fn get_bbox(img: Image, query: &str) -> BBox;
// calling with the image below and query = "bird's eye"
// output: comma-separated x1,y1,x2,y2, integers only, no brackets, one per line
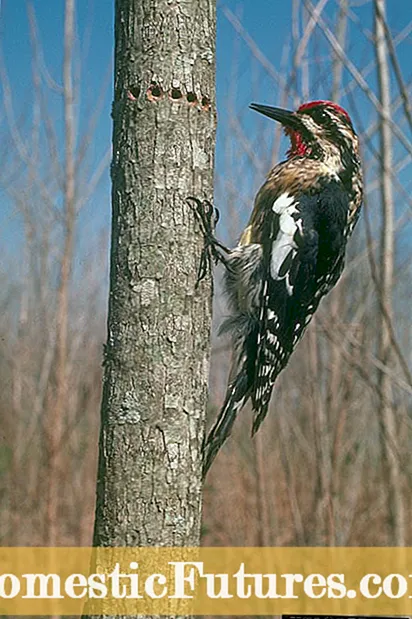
300,107,329,124
315,109,328,123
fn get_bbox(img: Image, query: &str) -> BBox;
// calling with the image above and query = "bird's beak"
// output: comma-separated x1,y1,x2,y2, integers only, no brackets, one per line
249,103,301,130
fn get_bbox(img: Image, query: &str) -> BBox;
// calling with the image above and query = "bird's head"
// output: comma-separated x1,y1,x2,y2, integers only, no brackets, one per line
250,100,359,163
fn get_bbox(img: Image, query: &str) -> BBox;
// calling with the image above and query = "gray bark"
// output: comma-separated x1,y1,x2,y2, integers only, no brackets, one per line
91,0,216,554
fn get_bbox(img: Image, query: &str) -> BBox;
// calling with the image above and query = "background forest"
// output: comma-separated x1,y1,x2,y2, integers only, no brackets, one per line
1,0,411,548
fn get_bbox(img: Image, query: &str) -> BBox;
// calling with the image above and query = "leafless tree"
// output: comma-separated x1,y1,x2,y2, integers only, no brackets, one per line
46,0,76,549
0,0,110,546
374,0,405,546
90,0,216,565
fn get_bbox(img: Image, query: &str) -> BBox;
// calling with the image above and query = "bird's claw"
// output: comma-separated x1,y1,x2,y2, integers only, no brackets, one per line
187,197,223,287
187,197,220,236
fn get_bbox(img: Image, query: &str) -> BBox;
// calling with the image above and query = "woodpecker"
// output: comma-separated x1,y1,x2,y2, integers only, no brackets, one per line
189,100,363,477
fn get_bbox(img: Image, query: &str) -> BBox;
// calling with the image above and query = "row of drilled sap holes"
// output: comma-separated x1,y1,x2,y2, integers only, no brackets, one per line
143,81,211,109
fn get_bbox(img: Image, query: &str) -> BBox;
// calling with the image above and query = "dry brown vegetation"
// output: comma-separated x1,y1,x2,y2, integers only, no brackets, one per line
1,0,412,549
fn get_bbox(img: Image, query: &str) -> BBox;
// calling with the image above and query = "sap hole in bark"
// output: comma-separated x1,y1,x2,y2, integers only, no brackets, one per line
147,82,163,101
170,87,183,100
127,84,140,100
201,95,211,110
186,92,197,104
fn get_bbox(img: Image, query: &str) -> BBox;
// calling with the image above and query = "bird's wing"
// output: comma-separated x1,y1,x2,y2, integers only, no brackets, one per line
251,186,349,433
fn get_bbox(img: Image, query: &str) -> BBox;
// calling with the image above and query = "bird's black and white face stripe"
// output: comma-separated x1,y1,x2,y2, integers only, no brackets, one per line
297,103,358,155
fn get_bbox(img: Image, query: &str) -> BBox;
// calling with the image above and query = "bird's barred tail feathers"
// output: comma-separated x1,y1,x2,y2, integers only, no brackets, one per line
202,358,250,477
251,278,284,437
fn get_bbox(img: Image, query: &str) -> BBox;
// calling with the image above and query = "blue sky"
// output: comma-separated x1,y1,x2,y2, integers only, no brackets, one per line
1,0,411,261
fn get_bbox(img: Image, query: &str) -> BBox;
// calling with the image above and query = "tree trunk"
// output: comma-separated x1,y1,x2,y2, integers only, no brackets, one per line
90,0,215,563
374,0,405,546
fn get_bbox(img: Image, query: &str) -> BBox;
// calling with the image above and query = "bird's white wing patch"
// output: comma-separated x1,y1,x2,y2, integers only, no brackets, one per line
272,192,295,214
270,195,300,295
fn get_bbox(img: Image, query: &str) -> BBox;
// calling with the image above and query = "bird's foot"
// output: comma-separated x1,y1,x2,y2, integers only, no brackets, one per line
187,197,231,286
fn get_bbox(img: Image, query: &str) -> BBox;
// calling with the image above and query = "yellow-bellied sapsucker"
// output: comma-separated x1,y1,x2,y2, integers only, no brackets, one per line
189,100,363,477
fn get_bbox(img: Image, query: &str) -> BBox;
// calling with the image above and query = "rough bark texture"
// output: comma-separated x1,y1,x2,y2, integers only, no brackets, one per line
92,0,215,551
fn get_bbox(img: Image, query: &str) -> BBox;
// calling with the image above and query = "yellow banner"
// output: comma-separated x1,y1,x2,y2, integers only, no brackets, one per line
0,547,412,615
